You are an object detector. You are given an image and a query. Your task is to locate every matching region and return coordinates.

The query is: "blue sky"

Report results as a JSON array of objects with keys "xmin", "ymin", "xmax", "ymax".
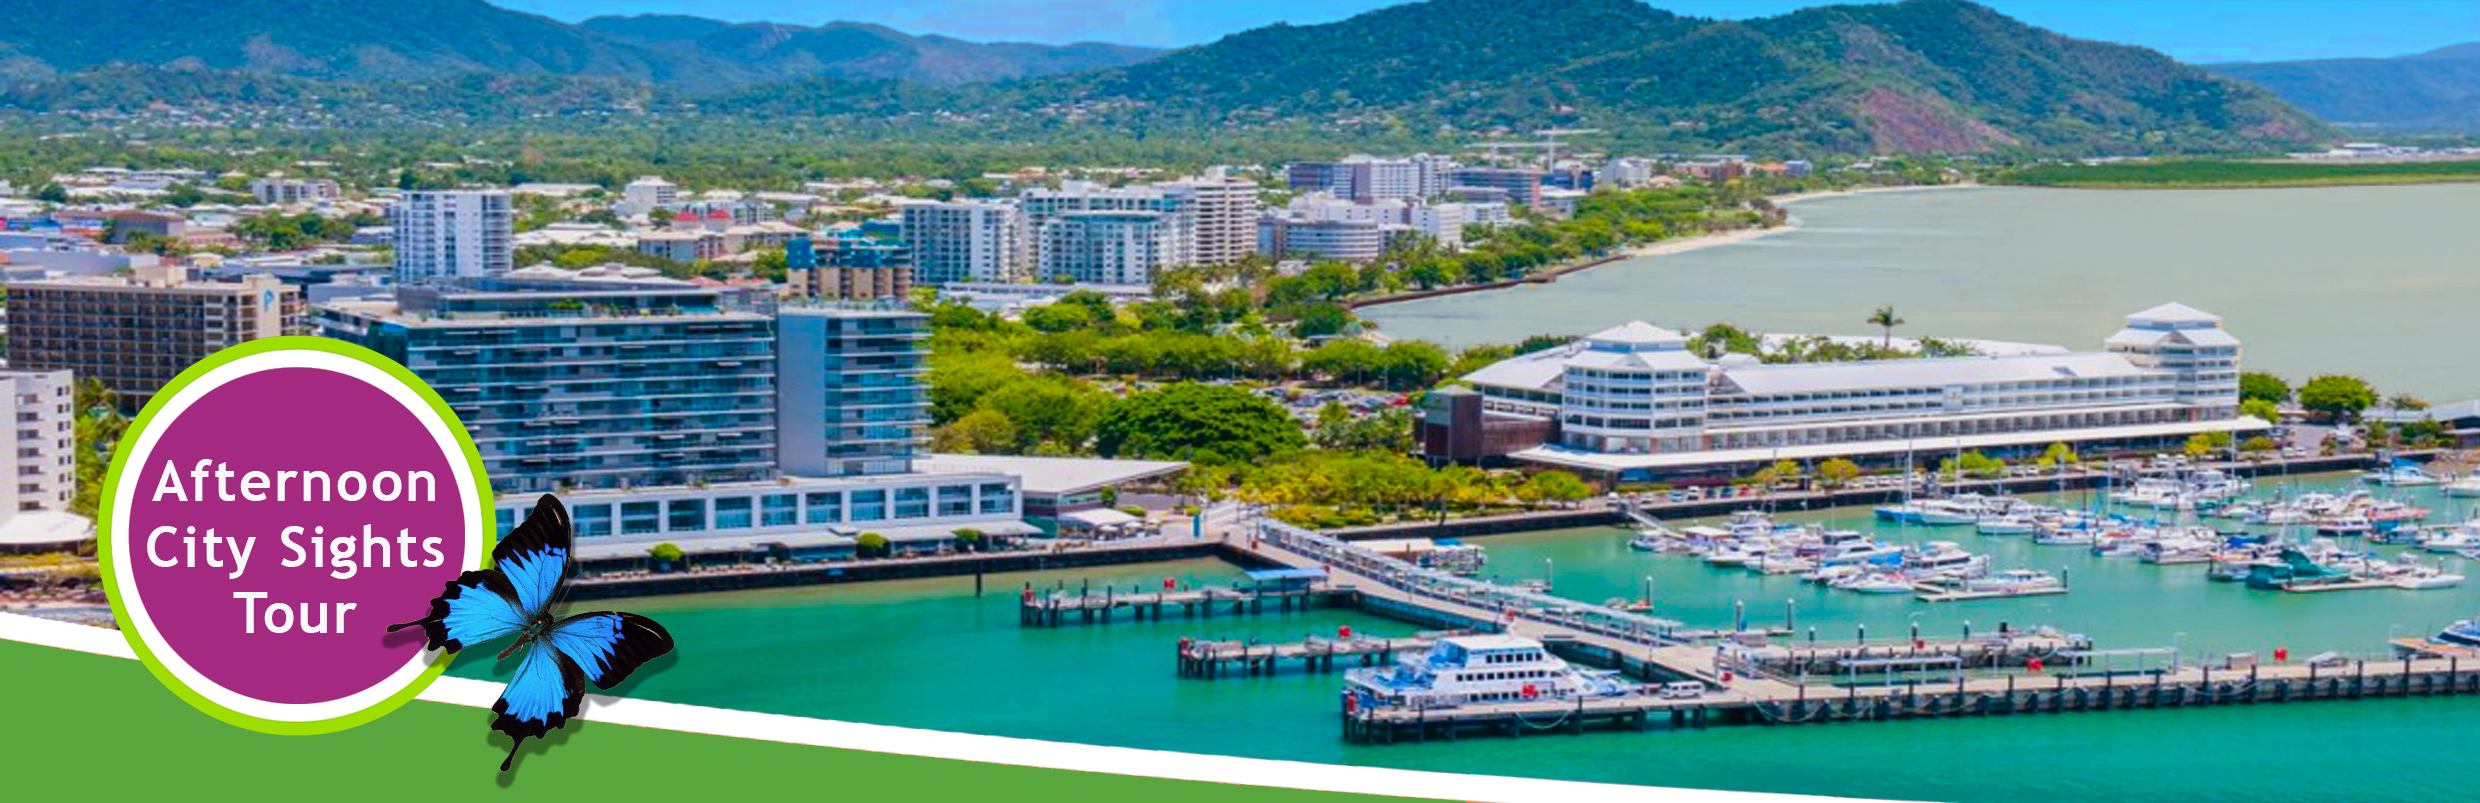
[{"xmin": 494, "ymin": 1, "xmax": 2478, "ymax": 63}]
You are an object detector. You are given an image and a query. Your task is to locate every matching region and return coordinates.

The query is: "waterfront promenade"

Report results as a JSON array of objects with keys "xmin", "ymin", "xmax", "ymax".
[
  {"xmin": 1327, "ymin": 451, "xmax": 2406, "ymax": 541},
  {"xmin": 543, "ymin": 453, "xmax": 2404, "ymax": 601}
]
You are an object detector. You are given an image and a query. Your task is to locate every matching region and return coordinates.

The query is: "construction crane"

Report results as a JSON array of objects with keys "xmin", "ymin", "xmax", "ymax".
[{"xmin": 1464, "ymin": 128, "xmax": 1605, "ymax": 169}]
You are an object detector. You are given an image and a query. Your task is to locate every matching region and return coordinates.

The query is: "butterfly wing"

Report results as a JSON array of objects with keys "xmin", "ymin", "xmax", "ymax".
[
  {"xmin": 493, "ymin": 494, "xmax": 573, "ymax": 621},
  {"xmin": 544, "ymin": 611, "xmax": 676, "ymax": 690},
  {"xmin": 387, "ymin": 494, "xmax": 573, "ymax": 652},
  {"xmin": 488, "ymin": 612, "xmax": 674, "ymax": 771},
  {"xmin": 386, "ymin": 569, "xmax": 526, "ymax": 653},
  {"xmin": 491, "ymin": 637, "xmax": 590, "ymax": 772}
]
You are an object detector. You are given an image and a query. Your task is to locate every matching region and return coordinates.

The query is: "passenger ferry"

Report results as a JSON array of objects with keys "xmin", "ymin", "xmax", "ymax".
[{"xmin": 1343, "ymin": 635, "xmax": 1638, "ymax": 709}]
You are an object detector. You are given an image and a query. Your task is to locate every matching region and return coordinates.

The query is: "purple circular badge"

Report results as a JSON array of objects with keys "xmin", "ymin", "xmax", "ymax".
[{"xmin": 104, "ymin": 341, "xmax": 489, "ymax": 733}]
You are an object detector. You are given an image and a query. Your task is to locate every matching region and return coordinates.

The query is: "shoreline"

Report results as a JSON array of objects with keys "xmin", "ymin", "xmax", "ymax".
[
  {"xmin": 1352, "ymin": 183, "xmax": 1979, "ymax": 312},
  {"xmin": 1616, "ymin": 183, "xmax": 1980, "ymax": 259},
  {"xmin": 1995, "ymin": 178, "xmax": 2480, "ymax": 191}
]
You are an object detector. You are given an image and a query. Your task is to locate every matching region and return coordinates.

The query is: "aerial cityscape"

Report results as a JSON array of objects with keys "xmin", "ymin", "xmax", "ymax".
[{"xmin": 3, "ymin": 0, "xmax": 2479, "ymax": 800}]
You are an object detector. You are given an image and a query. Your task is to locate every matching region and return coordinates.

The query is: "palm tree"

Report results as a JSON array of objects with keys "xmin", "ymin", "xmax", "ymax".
[{"xmin": 1867, "ymin": 306, "xmax": 1906, "ymax": 350}]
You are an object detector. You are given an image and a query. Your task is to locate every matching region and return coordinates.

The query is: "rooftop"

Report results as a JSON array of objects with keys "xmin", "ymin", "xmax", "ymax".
[
  {"xmin": 2126, "ymin": 302, "xmax": 2221, "ymax": 324},
  {"xmin": 913, "ymin": 454, "xmax": 1188, "ymax": 495},
  {"xmin": 1584, "ymin": 321, "xmax": 1686, "ymax": 346},
  {"xmin": 1717, "ymin": 352, "xmax": 2150, "ymax": 396}
]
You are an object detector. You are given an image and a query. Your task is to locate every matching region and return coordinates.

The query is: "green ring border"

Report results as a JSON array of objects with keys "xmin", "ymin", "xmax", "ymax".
[{"xmin": 95, "ymin": 335, "xmax": 498, "ymax": 736}]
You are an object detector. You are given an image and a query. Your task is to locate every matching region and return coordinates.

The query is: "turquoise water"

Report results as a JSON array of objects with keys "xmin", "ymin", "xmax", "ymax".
[{"xmin": 454, "ymin": 474, "xmax": 2480, "ymax": 802}]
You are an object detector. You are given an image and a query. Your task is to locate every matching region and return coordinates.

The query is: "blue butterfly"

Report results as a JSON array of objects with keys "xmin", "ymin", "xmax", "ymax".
[{"xmin": 390, "ymin": 494, "xmax": 675, "ymax": 771}]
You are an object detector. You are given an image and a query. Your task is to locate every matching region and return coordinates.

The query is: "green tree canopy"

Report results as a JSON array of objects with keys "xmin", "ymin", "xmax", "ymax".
[
  {"xmin": 2298, "ymin": 375, "xmax": 2378, "ymax": 421},
  {"xmin": 2238, "ymin": 372, "xmax": 2292, "ymax": 404},
  {"xmin": 1094, "ymin": 382, "xmax": 1305, "ymax": 465},
  {"xmin": 1517, "ymin": 471, "xmax": 1594, "ymax": 505}
]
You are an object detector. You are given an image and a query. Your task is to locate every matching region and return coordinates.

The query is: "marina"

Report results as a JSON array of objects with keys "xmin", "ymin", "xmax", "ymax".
[{"xmin": 447, "ymin": 471, "xmax": 2480, "ymax": 802}]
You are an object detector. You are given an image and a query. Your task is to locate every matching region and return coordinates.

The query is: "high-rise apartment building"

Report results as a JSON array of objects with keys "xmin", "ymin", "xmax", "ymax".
[
  {"xmin": 0, "ymin": 370, "xmax": 74, "ymax": 515},
  {"xmin": 1041, "ymin": 211, "xmax": 1186, "ymax": 285},
  {"xmin": 1448, "ymin": 168, "xmax": 1547, "ymax": 208},
  {"xmin": 1161, "ymin": 172, "xmax": 1259, "ymax": 267},
  {"xmin": 4, "ymin": 264, "xmax": 301, "ymax": 411},
  {"xmin": 786, "ymin": 235, "xmax": 912, "ymax": 302},
  {"xmin": 390, "ymin": 190, "xmax": 513, "ymax": 285},
  {"xmin": 620, "ymin": 176, "xmax": 679, "ymax": 215},
  {"xmin": 776, "ymin": 308, "xmax": 932, "ymax": 478},
  {"xmin": 316, "ymin": 275, "xmax": 1021, "ymax": 558},
  {"xmin": 1021, "ymin": 173, "xmax": 1257, "ymax": 275},
  {"xmin": 317, "ymin": 269, "xmax": 779, "ymax": 495},
  {"xmin": 901, "ymin": 201, "xmax": 1027, "ymax": 285},
  {"xmin": 1285, "ymin": 155, "xmax": 1459, "ymax": 202}
]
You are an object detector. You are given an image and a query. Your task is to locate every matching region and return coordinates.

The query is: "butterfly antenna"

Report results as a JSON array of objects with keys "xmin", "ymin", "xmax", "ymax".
[{"xmin": 501, "ymin": 735, "xmax": 525, "ymax": 773}]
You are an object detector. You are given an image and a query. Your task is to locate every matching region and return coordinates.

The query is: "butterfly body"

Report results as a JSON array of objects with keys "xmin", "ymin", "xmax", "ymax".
[{"xmin": 389, "ymin": 494, "xmax": 675, "ymax": 771}]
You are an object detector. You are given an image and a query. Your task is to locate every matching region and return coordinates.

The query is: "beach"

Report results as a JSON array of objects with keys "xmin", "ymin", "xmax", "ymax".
[{"xmin": 1618, "ymin": 183, "xmax": 1978, "ymax": 259}]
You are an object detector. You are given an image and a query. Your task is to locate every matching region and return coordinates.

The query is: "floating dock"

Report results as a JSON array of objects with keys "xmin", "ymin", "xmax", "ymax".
[
  {"xmin": 1913, "ymin": 584, "xmax": 2072, "ymax": 603},
  {"xmin": 1018, "ymin": 582, "xmax": 1352, "ymax": 627},
  {"xmin": 1176, "ymin": 630, "xmax": 1476, "ymax": 678}
]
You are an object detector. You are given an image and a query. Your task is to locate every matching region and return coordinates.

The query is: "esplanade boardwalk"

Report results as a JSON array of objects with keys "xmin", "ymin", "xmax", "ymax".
[{"xmin": 1420, "ymin": 303, "xmax": 2265, "ymax": 480}]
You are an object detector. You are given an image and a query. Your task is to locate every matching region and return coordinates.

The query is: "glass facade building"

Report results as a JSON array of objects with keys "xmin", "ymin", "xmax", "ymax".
[
  {"xmin": 776, "ymin": 307, "xmax": 932, "ymax": 477},
  {"xmin": 316, "ymin": 273, "xmax": 778, "ymax": 495}
]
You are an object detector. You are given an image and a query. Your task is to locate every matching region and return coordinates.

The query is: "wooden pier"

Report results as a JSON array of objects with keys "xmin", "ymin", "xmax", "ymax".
[
  {"xmin": 1344, "ymin": 654, "xmax": 2480, "ymax": 744},
  {"xmin": 1018, "ymin": 582, "xmax": 1353, "ymax": 627},
  {"xmin": 1175, "ymin": 631, "xmax": 1475, "ymax": 678}
]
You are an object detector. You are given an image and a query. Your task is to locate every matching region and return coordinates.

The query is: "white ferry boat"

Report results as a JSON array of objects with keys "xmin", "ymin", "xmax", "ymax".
[{"xmin": 1343, "ymin": 635, "xmax": 1638, "ymax": 709}]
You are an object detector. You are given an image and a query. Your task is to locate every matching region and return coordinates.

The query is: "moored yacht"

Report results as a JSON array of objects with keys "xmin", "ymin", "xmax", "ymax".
[{"xmin": 2364, "ymin": 463, "xmax": 2443, "ymax": 487}]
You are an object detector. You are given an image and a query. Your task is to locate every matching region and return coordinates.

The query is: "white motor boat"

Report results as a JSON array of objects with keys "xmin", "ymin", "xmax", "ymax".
[
  {"xmin": 1838, "ymin": 574, "xmax": 1915, "ymax": 594},
  {"xmin": 1905, "ymin": 541, "xmax": 1978, "ymax": 570},
  {"xmin": 2395, "ymin": 573, "xmax": 2467, "ymax": 590},
  {"xmin": 2421, "ymin": 524, "xmax": 2480, "ymax": 553},
  {"xmin": 2445, "ymin": 476, "xmax": 2480, "ymax": 498},
  {"xmin": 2364, "ymin": 464, "xmax": 2443, "ymax": 487},
  {"xmin": 1964, "ymin": 569, "xmax": 2065, "ymax": 593},
  {"xmin": 2316, "ymin": 515, "xmax": 2376, "ymax": 537},
  {"xmin": 1913, "ymin": 500, "xmax": 1982, "ymax": 526},
  {"xmin": 1976, "ymin": 515, "xmax": 2039, "ymax": 535}
]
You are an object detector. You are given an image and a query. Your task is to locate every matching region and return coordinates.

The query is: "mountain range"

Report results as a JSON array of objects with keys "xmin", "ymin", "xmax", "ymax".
[
  {"xmin": 1033, "ymin": 0, "xmax": 2324, "ymax": 153},
  {"xmin": 2208, "ymin": 43, "xmax": 2480, "ymax": 132},
  {"xmin": 0, "ymin": 0, "xmax": 2350, "ymax": 154},
  {"xmin": 0, "ymin": 0, "xmax": 1159, "ymax": 87}
]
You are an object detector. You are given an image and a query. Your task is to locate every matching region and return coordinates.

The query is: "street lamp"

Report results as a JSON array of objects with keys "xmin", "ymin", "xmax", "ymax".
[{"xmin": 2170, "ymin": 631, "xmax": 2187, "ymax": 671}]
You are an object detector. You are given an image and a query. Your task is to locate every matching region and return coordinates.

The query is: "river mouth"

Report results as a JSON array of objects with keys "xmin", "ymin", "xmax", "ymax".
[{"xmin": 1361, "ymin": 184, "xmax": 2480, "ymax": 401}]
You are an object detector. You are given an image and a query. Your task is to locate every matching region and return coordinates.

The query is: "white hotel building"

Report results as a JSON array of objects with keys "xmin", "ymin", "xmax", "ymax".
[{"xmin": 1437, "ymin": 304, "xmax": 2259, "ymax": 478}]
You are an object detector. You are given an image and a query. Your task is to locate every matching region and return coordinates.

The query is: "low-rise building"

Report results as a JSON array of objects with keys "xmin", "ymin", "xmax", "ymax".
[
  {"xmin": 249, "ymin": 177, "xmax": 343, "ymax": 205},
  {"xmin": 1425, "ymin": 304, "xmax": 2260, "ymax": 481}
]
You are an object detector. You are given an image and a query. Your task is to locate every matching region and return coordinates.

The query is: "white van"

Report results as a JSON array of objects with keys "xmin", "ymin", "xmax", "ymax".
[{"xmin": 1659, "ymin": 681, "xmax": 1706, "ymax": 699}]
